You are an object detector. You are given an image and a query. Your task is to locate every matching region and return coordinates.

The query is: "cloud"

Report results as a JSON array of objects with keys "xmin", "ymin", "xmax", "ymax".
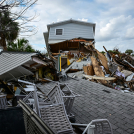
[
  {"xmin": 78, "ymin": 18, "xmax": 88, "ymax": 22},
  {"xmin": 10, "ymin": 0, "xmax": 134, "ymax": 52},
  {"xmin": 96, "ymin": 15, "xmax": 134, "ymax": 41},
  {"xmin": 125, "ymin": 27, "xmax": 134, "ymax": 39}
]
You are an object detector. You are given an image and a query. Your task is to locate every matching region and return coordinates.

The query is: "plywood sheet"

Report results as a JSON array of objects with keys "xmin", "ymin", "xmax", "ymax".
[
  {"xmin": 96, "ymin": 50, "xmax": 109, "ymax": 70},
  {"xmin": 91, "ymin": 56, "xmax": 107, "ymax": 83},
  {"xmin": 91, "ymin": 56, "xmax": 105, "ymax": 77},
  {"xmin": 83, "ymin": 65, "xmax": 94, "ymax": 75}
]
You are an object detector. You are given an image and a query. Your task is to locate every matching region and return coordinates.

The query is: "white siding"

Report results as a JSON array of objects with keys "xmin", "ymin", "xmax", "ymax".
[{"xmin": 49, "ymin": 23, "xmax": 94, "ymax": 40}]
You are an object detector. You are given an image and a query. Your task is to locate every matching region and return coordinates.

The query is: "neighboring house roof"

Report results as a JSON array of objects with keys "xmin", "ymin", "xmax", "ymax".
[
  {"xmin": 47, "ymin": 19, "xmax": 96, "ymax": 34},
  {"xmin": 0, "ymin": 66, "xmax": 33, "ymax": 81},
  {"xmin": 37, "ymin": 78, "xmax": 134, "ymax": 134},
  {"xmin": 0, "ymin": 51, "xmax": 36, "ymax": 76}
]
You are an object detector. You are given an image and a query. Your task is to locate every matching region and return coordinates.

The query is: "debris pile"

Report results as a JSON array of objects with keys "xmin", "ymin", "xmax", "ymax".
[
  {"xmin": 0, "ymin": 51, "xmax": 57, "ymax": 107},
  {"xmin": 1, "ymin": 19, "xmax": 133, "ymax": 134},
  {"xmin": 66, "ymin": 44, "xmax": 134, "ymax": 94}
]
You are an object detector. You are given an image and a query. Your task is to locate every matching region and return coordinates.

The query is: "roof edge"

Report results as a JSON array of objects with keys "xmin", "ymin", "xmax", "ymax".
[{"xmin": 47, "ymin": 19, "xmax": 96, "ymax": 29}]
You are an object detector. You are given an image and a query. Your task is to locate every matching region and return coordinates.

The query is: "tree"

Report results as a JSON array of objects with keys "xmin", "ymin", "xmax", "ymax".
[
  {"xmin": 0, "ymin": 11, "xmax": 19, "ymax": 50},
  {"xmin": 7, "ymin": 38, "xmax": 35, "ymax": 52},
  {"xmin": 0, "ymin": 0, "xmax": 37, "ymax": 50},
  {"xmin": 125, "ymin": 49, "xmax": 133, "ymax": 55}
]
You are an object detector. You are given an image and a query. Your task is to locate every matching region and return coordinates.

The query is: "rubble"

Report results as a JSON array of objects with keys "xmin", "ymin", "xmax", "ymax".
[
  {"xmin": 1, "ymin": 42, "xmax": 134, "ymax": 134},
  {"xmin": 61, "ymin": 44, "xmax": 134, "ymax": 94},
  {"xmin": 1, "ymin": 19, "xmax": 134, "ymax": 134}
]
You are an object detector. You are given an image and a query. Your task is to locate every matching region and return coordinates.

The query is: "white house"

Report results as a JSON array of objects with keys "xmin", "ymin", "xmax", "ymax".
[{"xmin": 43, "ymin": 19, "xmax": 96, "ymax": 54}]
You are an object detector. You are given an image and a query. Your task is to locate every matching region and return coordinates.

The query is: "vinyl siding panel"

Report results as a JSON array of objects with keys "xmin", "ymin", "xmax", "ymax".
[{"xmin": 49, "ymin": 23, "xmax": 94, "ymax": 40}]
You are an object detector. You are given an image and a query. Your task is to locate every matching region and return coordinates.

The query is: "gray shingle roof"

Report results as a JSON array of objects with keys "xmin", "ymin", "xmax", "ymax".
[
  {"xmin": 0, "ymin": 66, "xmax": 33, "ymax": 81},
  {"xmin": 0, "ymin": 51, "xmax": 36, "ymax": 75},
  {"xmin": 36, "ymin": 78, "xmax": 134, "ymax": 134},
  {"xmin": 47, "ymin": 19, "xmax": 96, "ymax": 32}
]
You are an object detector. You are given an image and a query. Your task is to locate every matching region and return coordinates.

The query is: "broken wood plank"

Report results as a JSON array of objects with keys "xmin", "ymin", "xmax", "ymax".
[
  {"xmin": 83, "ymin": 65, "xmax": 94, "ymax": 75},
  {"xmin": 83, "ymin": 75, "xmax": 116, "ymax": 80},
  {"xmin": 90, "ymin": 56, "xmax": 107, "ymax": 83},
  {"xmin": 90, "ymin": 56, "xmax": 105, "ymax": 77},
  {"xmin": 52, "ymin": 53, "xmax": 61, "ymax": 56},
  {"xmin": 91, "ymin": 45, "xmax": 110, "ymax": 72},
  {"xmin": 50, "ymin": 55, "xmax": 58, "ymax": 61},
  {"xmin": 96, "ymin": 50, "xmax": 109, "ymax": 70},
  {"xmin": 103, "ymin": 46, "xmax": 108, "ymax": 52}
]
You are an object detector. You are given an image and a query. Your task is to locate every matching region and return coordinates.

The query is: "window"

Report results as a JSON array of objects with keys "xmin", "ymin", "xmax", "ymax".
[{"xmin": 56, "ymin": 29, "xmax": 63, "ymax": 35}]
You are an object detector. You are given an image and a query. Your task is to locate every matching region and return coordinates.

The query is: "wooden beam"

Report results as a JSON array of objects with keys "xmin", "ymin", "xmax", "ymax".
[
  {"xmin": 52, "ymin": 53, "xmax": 60, "ymax": 56},
  {"xmin": 83, "ymin": 75, "xmax": 116, "ymax": 80},
  {"xmin": 50, "ymin": 55, "xmax": 58, "ymax": 61}
]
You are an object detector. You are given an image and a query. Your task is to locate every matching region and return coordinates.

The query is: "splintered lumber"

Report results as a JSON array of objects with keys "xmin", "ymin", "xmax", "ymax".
[
  {"xmin": 91, "ymin": 56, "xmax": 105, "ymax": 77},
  {"xmin": 52, "ymin": 53, "xmax": 60, "ymax": 56},
  {"xmin": 103, "ymin": 46, "xmax": 108, "ymax": 52},
  {"xmin": 91, "ymin": 45, "xmax": 109, "ymax": 71},
  {"xmin": 49, "ymin": 55, "xmax": 57, "ymax": 61},
  {"xmin": 83, "ymin": 65, "xmax": 94, "ymax": 75},
  {"xmin": 83, "ymin": 75, "xmax": 116, "ymax": 81},
  {"xmin": 96, "ymin": 50, "xmax": 109, "ymax": 70},
  {"xmin": 90, "ymin": 56, "xmax": 107, "ymax": 83}
]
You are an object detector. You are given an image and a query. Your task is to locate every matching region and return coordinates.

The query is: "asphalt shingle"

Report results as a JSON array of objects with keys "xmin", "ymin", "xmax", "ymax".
[{"xmin": 36, "ymin": 78, "xmax": 134, "ymax": 134}]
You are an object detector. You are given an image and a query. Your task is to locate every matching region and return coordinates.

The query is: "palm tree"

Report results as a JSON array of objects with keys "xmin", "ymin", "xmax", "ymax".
[
  {"xmin": 0, "ymin": 11, "xmax": 19, "ymax": 50},
  {"xmin": 7, "ymin": 38, "xmax": 35, "ymax": 52}
]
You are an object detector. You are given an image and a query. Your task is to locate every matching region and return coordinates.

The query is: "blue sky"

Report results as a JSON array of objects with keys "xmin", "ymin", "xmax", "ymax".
[{"xmin": 22, "ymin": 0, "xmax": 134, "ymax": 53}]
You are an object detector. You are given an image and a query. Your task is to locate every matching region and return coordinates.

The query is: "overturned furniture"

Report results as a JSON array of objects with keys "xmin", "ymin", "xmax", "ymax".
[
  {"xmin": 18, "ymin": 99, "xmax": 55, "ymax": 134},
  {"xmin": 17, "ymin": 79, "xmax": 113, "ymax": 134},
  {"xmin": 19, "ymin": 99, "xmax": 113, "ymax": 134},
  {"xmin": 42, "ymin": 82, "xmax": 80, "ymax": 118},
  {"xmin": 72, "ymin": 119, "xmax": 113, "ymax": 134},
  {"xmin": 59, "ymin": 83, "xmax": 80, "ymax": 117},
  {"xmin": 33, "ymin": 84, "xmax": 74, "ymax": 134}
]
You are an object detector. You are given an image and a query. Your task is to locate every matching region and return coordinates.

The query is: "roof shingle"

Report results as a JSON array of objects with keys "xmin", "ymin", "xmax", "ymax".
[{"xmin": 37, "ymin": 78, "xmax": 134, "ymax": 134}]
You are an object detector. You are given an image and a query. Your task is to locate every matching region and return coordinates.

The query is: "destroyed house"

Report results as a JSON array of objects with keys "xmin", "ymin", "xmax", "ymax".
[
  {"xmin": 44, "ymin": 19, "xmax": 96, "ymax": 70},
  {"xmin": 0, "ymin": 51, "xmax": 55, "ymax": 81},
  {"xmin": 44, "ymin": 19, "xmax": 96, "ymax": 54}
]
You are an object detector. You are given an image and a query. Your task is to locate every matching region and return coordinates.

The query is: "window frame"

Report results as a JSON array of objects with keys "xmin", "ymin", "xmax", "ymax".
[{"xmin": 55, "ymin": 28, "xmax": 64, "ymax": 35}]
